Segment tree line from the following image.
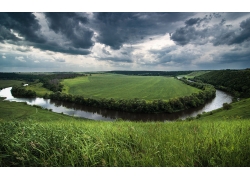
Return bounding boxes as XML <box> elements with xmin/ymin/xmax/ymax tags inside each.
<box><xmin>193</xmin><ymin>69</ymin><xmax>250</xmax><ymax>98</ymax></box>
<box><xmin>11</xmin><ymin>86</ymin><xmax>36</xmax><ymax>98</ymax></box>
<box><xmin>9</xmin><ymin>75</ymin><xmax>216</xmax><ymax>113</ymax></box>
<box><xmin>0</xmin><ymin>72</ymin><xmax>86</xmax><ymax>93</ymax></box>
<box><xmin>108</xmin><ymin>71</ymin><xmax>194</xmax><ymax>76</ymax></box>
<box><xmin>42</xmin><ymin>79</ymin><xmax>216</xmax><ymax>113</ymax></box>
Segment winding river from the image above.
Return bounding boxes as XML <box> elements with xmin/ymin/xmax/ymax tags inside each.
<box><xmin>0</xmin><ymin>87</ymin><xmax>232</xmax><ymax>122</ymax></box>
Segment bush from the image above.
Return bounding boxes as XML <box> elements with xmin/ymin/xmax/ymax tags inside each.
<box><xmin>223</xmin><ymin>103</ymin><xmax>232</xmax><ymax>110</ymax></box>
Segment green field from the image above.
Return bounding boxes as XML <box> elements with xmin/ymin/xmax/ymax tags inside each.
<box><xmin>0</xmin><ymin>98</ymin><xmax>250</xmax><ymax>166</ymax></box>
<box><xmin>0</xmin><ymin>80</ymin><xmax>24</xmax><ymax>89</ymax></box>
<box><xmin>62</xmin><ymin>74</ymin><xmax>201</xmax><ymax>101</ymax></box>
<box><xmin>178</xmin><ymin>71</ymin><xmax>210</xmax><ymax>79</ymax></box>
<box><xmin>24</xmin><ymin>83</ymin><xmax>52</xmax><ymax>97</ymax></box>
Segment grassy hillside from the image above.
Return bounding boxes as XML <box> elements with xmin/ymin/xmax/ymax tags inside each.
<box><xmin>24</xmin><ymin>83</ymin><xmax>52</xmax><ymax>97</ymax></box>
<box><xmin>178</xmin><ymin>71</ymin><xmax>210</xmax><ymax>79</ymax></box>
<box><xmin>199</xmin><ymin>98</ymin><xmax>250</xmax><ymax>120</ymax></box>
<box><xmin>0</xmin><ymin>80</ymin><xmax>24</xmax><ymax>89</ymax></box>
<box><xmin>61</xmin><ymin>74</ymin><xmax>201</xmax><ymax>101</ymax></box>
<box><xmin>0</xmin><ymin>97</ymin><xmax>84</xmax><ymax>121</ymax></box>
<box><xmin>0</xmin><ymin>99</ymin><xmax>250</xmax><ymax>167</ymax></box>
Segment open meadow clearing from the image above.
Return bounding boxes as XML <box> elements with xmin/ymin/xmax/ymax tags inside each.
<box><xmin>61</xmin><ymin>74</ymin><xmax>201</xmax><ymax>101</ymax></box>
<box><xmin>0</xmin><ymin>80</ymin><xmax>24</xmax><ymax>89</ymax></box>
<box><xmin>24</xmin><ymin>82</ymin><xmax>52</xmax><ymax>97</ymax></box>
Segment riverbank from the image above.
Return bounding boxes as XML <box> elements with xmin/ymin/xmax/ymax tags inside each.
<box><xmin>0</xmin><ymin>87</ymin><xmax>232</xmax><ymax>121</ymax></box>
<box><xmin>0</xmin><ymin>98</ymin><xmax>250</xmax><ymax>166</ymax></box>
<box><xmin>1</xmin><ymin>91</ymin><xmax>250</xmax><ymax>167</ymax></box>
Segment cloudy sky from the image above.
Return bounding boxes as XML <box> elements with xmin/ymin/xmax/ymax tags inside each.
<box><xmin>1</xmin><ymin>12</ymin><xmax>250</xmax><ymax>72</ymax></box>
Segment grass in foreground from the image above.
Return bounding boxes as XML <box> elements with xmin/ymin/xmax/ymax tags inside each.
<box><xmin>61</xmin><ymin>74</ymin><xmax>201</xmax><ymax>101</ymax></box>
<box><xmin>0</xmin><ymin>99</ymin><xmax>250</xmax><ymax>167</ymax></box>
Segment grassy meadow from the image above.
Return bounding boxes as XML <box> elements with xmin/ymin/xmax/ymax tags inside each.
<box><xmin>1</xmin><ymin>98</ymin><xmax>250</xmax><ymax>166</ymax></box>
<box><xmin>178</xmin><ymin>71</ymin><xmax>210</xmax><ymax>79</ymax></box>
<box><xmin>61</xmin><ymin>74</ymin><xmax>201</xmax><ymax>101</ymax></box>
<box><xmin>24</xmin><ymin>82</ymin><xmax>52</xmax><ymax>97</ymax></box>
<box><xmin>0</xmin><ymin>80</ymin><xmax>24</xmax><ymax>89</ymax></box>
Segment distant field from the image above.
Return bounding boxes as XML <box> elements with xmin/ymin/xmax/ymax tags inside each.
<box><xmin>61</xmin><ymin>74</ymin><xmax>201</xmax><ymax>101</ymax></box>
<box><xmin>178</xmin><ymin>71</ymin><xmax>210</xmax><ymax>79</ymax></box>
<box><xmin>24</xmin><ymin>82</ymin><xmax>52</xmax><ymax>97</ymax></box>
<box><xmin>0</xmin><ymin>80</ymin><xmax>24</xmax><ymax>89</ymax></box>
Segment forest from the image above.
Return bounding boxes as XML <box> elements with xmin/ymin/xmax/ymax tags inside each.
<box><xmin>194</xmin><ymin>69</ymin><xmax>250</xmax><ymax>98</ymax></box>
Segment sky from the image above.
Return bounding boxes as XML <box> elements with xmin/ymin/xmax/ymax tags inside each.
<box><xmin>1</xmin><ymin>11</ymin><xmax>250</xmax><ymax>72</ymax></box>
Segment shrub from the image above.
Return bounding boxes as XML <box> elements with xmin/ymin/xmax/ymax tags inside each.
<box><xmin>223</xmin><ymin>103</ymin><xmax>232</xmax><ymax>110</ymax></box>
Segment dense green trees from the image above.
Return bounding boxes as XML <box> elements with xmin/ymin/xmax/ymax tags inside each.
<box><xmin>11</xmin><ymin>86</ymin><xmax>36</xmax><ymax>98</ymax></box>
<box><xmin>0</xmin><ymin>72</ymin><xmax>86</xmax><ymax>93</ymax></box>
<box><xmin>194</xmin><ymin>69</ymin><xmax>250</xmax><ymax>97</ymax></box>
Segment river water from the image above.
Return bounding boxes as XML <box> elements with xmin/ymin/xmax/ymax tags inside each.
<box><xmin>0</xmin><ymin>87</ymin><xmax>232</xmax><ymax>122</ymax></box>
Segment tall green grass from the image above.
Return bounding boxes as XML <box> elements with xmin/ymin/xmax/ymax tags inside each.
<box><xmin>1</xmin><ymin>117</ymin><xmax>250</xmax><ymax>167</ymax></box>
<box><xmin>1</xmin><ymin>99</ymin><xmax>250</xmax><ymax>167</ymax></box>
<box><xmin>61</xmin><ymin>74</ymin><xmax>201</xmax><ymax>101</ymax></box>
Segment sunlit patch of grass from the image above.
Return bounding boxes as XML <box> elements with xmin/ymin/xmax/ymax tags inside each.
<box><xmin>61</xmin><ymin>74</ymin><xmax>201</xmax><ymax>101</ymax></box>
<box><xmin>24</xmin><ymin>83</ymin><xmax>52</xmax><ymax>97</ymax></box>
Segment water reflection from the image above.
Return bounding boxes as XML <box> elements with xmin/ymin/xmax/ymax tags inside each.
<box><xmin>0</xmin><ymin>87</ymin><xmax>232</xmax><ymax>122</ymax></box>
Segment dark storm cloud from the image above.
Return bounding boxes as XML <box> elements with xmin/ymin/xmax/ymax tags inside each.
<box><xmin>0</xmin><ymin>13</ymin><xmax>44</xmax><ymax>43</ymax></box>
<box><xmin>94</xmin><ymin>12</ymin><xmax>194</xmax><ymax>50</ymax></box>
<box><xmin>217</xmin><ymin>49</ymin><xmax>250</xmax><ymax>64</ymax></box>
<box><xmin>31</xmin><ymin>42</ymin><xmax>91</xmax><ymax>55</ymax></box>
<box><xmin>44</xmin><ymin>12</ymin><xmax>95</xmax><ymax>49</ymax></box>
<box><xmin>171</xmin><ymin>13</ymin><xmax>250</xmax><ymax>47</ymax></box>
<box><xmin>185</xmin><ymin>18</ymin><xmax>201</xmax><ymax>26</ymax></box>
<box><xmin>0</xmin><ymin>25</ymin><xmax>18</xmax><ymax>41</ymax></box>
<box><xmin>213</xmin><ymin>18</ymin><xmax>250</xmax><ymax>46</ymax></box>
<box><xmin>170</xmin><ymin>26</ymin><xmax>209</xmax><ymax>45</ymax></box>
<box><xmin>0</xmin><ymin>12</ymin><xmax>94</xmax><ymax>55</ymax></box>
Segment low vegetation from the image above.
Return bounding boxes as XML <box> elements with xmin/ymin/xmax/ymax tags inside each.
<box><xmin>0</xmin><ymin>80</ymin><xmax>24</xmax><ymax>89</ymax></box>
<box><xmin>47</xmin><ymin>76</ymin><xmax>215</xmax><ymax>113</ymax></box>
<box><xmin>62</xmin><ymin>74</ymin><xmax>201</xmax><ymax>100</ymax></box>
<box><xmin>0</xmin><ymin>99</ymin><xmax>250</xmax><ymax>167</ymax></box>
<box><xmin>24</xmin><ymin>83</ymin><xmax>52</xmax><ymax>97</ymax></box>
<box><xmin>1</xmin><ymin>71</ymin><xmax>250</xmax><ymax>167</ymax></box>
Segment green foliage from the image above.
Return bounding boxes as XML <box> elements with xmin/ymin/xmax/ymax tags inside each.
<box><xmin>194</xmin><ymin>69</ymin><xmax>250</xmax><ymax>97</ymax></box>
<box><xmin>24</xmin><ymin>83</ymin><xmax>52</xmax><ymax>97</ymax></box>
<box><xmin>11</xmin><ymin>86</ymin><xmax>36</xmax><ymax>98</ymax></box>
<box><xmin>223</xmin><ymin>103</ymin><xmax>232</xmax><ymax>110</ymax></box>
